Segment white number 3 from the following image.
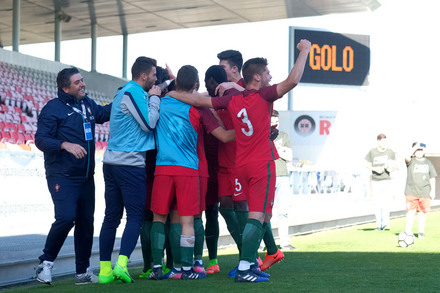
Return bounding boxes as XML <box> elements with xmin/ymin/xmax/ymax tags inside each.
<box><xmin>237</xmin><ymin>108</ymin><xmax>254</xmax><ymax>136</ymax></box>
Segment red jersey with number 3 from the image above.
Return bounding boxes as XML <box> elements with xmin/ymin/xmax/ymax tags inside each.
<box><xmin>212</xmin><ymin>84</ymin><xmax>280</xmax><ymax>167</ymax></box>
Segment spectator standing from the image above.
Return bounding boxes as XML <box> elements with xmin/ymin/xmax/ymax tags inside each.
<box><xmin>404</xmin><ymin>142</ymin><xmax>437</xmax><ymax>238</ymax></box>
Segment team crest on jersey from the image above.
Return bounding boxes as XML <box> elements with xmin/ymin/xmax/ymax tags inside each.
<box><xmin>55</xmin><ymin>184</ymin><xmax>60</xmax><ymax>192</ymax></box>
<box><xmin>87</xmin><ymin>107</ymin><xmax>95</xmax><ymax>120</ymax></box>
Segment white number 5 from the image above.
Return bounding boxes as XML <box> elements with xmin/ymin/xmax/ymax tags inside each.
<box><xmin>237</xmin><ymin>108</ymin><xmax>254</xmax><ymax>136</ymax></box>
<box><xmin>235</xmin><ymin>178</ymin><xmax>242</xmax><ymax>192</ymax></box>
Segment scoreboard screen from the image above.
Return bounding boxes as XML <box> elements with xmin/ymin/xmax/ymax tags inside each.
<box><xmin>292</xmin><ymin>28</ymin><xmax>370</xmax><ymax>86</ymax></box>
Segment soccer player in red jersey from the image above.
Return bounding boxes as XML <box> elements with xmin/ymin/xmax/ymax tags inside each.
<box><xmin>218</xmin><ymin>49</ymin><xmax>246</xmax><ymax>87</ymax></box>
<box><xmin>149</xmin><ymin>65</ymin><xmax>235</xmax><ymax>281</ymax></box>
<box><xmin>169</xmin><ymin>39</ymin><xmax>311</xmax><ymax>282</ymax></box>
<box><xmin>215</xmin><ymin>53</ymin><xmax>249</xmax><ymax>274</ymax></box>
<box><xmin>218</xmin><ymin>50</ymin><xmax>285</xmax><ymax>273</ymax></box>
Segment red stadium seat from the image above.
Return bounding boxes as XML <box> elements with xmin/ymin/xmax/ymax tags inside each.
<box><xmin>16</xmin><ymin>133</ymin><xmax>25</xmax><ymax>144</ymax></box>
<box><xmin>24</xmin><ymin>133</ymin><xmax>34</xmax><ymax>142</ymax></box>
<box><xmin>5</xmin><ymin>122</ymin><xmax>17</xmax><ymax>132</ymax></box>
<box><xmin>14</xmin><ymin>106</ymin><xmax>22</xmax><ymax>114</ymax></box>
<box><xmin>17</xmin><ymin>123</ymin><xmax>26</xmax><ymax>133</ymax></box>
<box><xmin>1</xmin><ymin>104</ymin><xmax>8</xmax><ymax>113</ymax></box>
<box><xmin>95</xmin><ymin>141</ymin><xmax>104</xmax><ymax>150</ymax></box>
<box><xmin>1</xmin><ymin>131</ymin><xmax>11</xmax><ymax>142</ymax></box>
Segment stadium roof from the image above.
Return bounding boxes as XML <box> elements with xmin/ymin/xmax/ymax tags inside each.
<box><xmin>0</xmin><ymin>0</ymin><xmax>381</xmax><ymax>47</ymax></box>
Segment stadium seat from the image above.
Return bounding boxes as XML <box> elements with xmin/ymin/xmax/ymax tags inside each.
<box><xmin>0</xmin><ymin>92</ymin><xmax>6</xmax><ymax>104</ymax></box>
<box><xmin>95</xmin><ymin>141</ymin><xmax>103</xmax><ymax>150</ymax></box>
<box><xmin>12</xmin><ymin>114</ymin><xmax>21</xmax><ymax>124</ymax></box>
<box><xmin>24</xmin><ymin>133</ymin><xmax>34</xmax><ymax>142</ymax></box>
<box><xmin>1</xmin><ymin>104</ymin><xmax>8</xmax><ymax>113</ymax></box>
<box><xmin>5</xmin><ymin>122</ymin><xmax>17</xmax><ymax>132</ymax></box>
<box><xmin>23</xmin><ymin>123</ymin><xmax>33</xmax><ymax>134</ymax></box>
<box><xmin>5</xmin><ymin>113</ymin><xmax>14</xmax><ymax>123</ymax></box>
<box><xmin>14</xmin><ymin>106</ymin><xmax>22</xmax><ymax>114</ymax></box>
<box><xmin>20</xmin><ymin>114</ymin><xmax>27</xmax><ymax>123</ymax></box>
<box><xmin>30</xmin><ymin>124</ymin><xmax>38</xmax><ymax>134</ymax></box>
<box><xmin>16</xmin><ymin>133</ymin><xmax>25</xmax><ymax>144</ymax></box>
<box><xmin>17</xmin><ymin>123</ymin><xmax>26</xmax><ymax>133</ymax></box>
<box><xmin>1</xmin><ymin>131</ymin><xmax>14</xmax><ymax>143</ymax></box>
<box><xmin>9</xmin><ymin>132</ymin><xmax>19</xmax><ymax>143</ymax></box>
<box><xmin>3</xmin><ymin>123</ymin><xmax>12</xmax><ymax>132</ymax></box>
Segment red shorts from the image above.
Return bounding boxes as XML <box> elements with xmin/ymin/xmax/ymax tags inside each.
<box><xmin>406</xmin><ymin>195</ymin><xmax>431</xmax><ymax>213</ymax></box>
<box><xmin>235</xmin><ymin>160</ymin><xmax>276</xmax><ymax>213</ymax></box>
<box><xmin>218</xmin><ymin>167</ymin><xmax>246</xmax><ymax>201</ymax></box>
<box><xmin>151</xmin><ymin>175</ymin><xmax>200</xmax><ymax>216</ymax></box>
<box><xmin>199</xmin><ymin>177</ymin><xmax>207</xmax><ymax>213</ymax></box>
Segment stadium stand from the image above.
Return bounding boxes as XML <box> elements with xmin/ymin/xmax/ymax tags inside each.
<box><xmin>0</xmin><ymin>61</ymin><xmax>112</xmax><ymax>152</ymax></box>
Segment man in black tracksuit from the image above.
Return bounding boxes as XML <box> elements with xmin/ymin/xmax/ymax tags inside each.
<box><xmin>35</xmin><ymin>67</ymin><xmax>111</xmax><ymax>285</ymax></box>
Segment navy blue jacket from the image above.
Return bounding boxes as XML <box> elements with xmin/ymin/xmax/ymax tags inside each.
<box><xmin>36</xmin><ymin>89</ymin><xmax>111</xmax><ymax>179</ymax></box>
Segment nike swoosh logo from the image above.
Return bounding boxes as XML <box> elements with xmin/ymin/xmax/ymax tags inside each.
<box><xmin>68</xmin><ymin>112</ymin><xmax>74</xmax><ymax>116</ymax></box>
<box><xmin>233</xmin><ymin>192</ymin><xmax>242</xmax><ymax>197</ymax></box>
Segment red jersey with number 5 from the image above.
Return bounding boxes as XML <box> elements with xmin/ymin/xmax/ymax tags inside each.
<box><xmin>212</xmin><ymin>84</ymin><xmax>280</xmax><ymax>167</ymax></box>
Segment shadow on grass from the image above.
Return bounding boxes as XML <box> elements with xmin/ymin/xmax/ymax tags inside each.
<box><xmin>359</xmin><ymin>228</ymin><xmax>377</xmax><ymax>232</ymax></box>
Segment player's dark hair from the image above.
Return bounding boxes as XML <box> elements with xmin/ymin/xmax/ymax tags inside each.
<box><xmin>217</xmin><ymin>50</ymin><xmax>243</xmax><ymax>73</ymax></box>
<box><xmin>205</xmin><ymin>65</ymin><xmax>227</xmax><ymax>84</ymax></box>
<box><xmin>131</xmin><ymin>56</ymin><xmax>157</xmax><ymax>80</ymax></box>
<box><xmin>272</xmin><ymin>109</ymin><xmax>279</xmax><ymax>117</ymax></box>
<box><xmin>377</xmin><ymin>133</ymin><xmax>386</xmax><ymax>140</ymax></box>
<box><xmin>57</xmin><ymin>67</ymin><xmax>80</xmax><ymax>90</ymax></box>
<box><xmin>155</xmin><ymin>66</ymin><xmax>170</xmax><ymax>85</ymax></box>
<box><xmin>176</xmin><ymin>65</ymin><xmax>199</xmax><ymax>92</ymax></box>
<box><xmin>204</xmin><ymin>65</ymin><xmax>227</xmax><ymax>97</ymax></box>
<box><xmin>242</xmin><ymin>57</ymin><xmax>268</xmax><ymax>85</ymax></box>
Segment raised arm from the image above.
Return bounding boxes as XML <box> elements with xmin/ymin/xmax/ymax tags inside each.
<box><xmin>405</xmin><ymin>145</ymin><xmax>418</xmax><ymax>164</ymax></box>
<box><xmin>276</xmin><ymin>39</ymin><xmax>311</xmax><ymax>98</ymax></box>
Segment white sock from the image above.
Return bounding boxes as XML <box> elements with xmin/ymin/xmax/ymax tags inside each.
<box><xmin>405</xmin><ymin>210</ymin><xmax>416</xmax><ymax>234</ymax></box>
<box><xmin>238</xmin><ymin>260</ymin><xmax>251</xmax><ymax>271</ymax></box>
<box><xmin>418</xmin><ymin>212</ymin><xmax>426</xmax><ymax>233</ymax></box>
